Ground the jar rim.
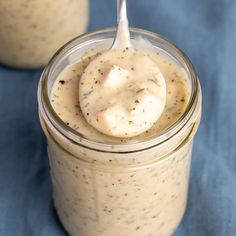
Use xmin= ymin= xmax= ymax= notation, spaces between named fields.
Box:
xmin=38 ymin=27 xmax=199 ymax=153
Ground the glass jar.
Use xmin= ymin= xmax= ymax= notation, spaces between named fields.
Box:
xmin=38 ymin=28 xmax=202 ymax=236
xmin=0 ymin=0 xmax=89 ymax=69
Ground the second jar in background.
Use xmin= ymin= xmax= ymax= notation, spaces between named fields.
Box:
xmin=0 ymin=0 xmax=89 ymax=69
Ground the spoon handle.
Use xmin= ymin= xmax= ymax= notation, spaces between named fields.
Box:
xmin=117 ymin=0 xmax=128 ymax=22
xmin=112 ymin=0 xmax=131 ymax=49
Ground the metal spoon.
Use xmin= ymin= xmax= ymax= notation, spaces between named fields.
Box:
xmin=112 ymin=0 xmax=132 ymax=50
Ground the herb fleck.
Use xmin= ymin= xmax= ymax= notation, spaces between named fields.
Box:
xmin=136 ymin=88 xmax=145 ymax=94
xmin=83 ymin=90 xmax=93 ymax=98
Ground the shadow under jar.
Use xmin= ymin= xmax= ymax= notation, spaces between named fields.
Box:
xmin=0 ymin=0 xmax=89 ymax=69
xmin=38 ymin=28 xmax=202 ymax=236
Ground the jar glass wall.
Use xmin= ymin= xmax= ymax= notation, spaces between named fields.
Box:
xmin=38 ymin=28 xmax=202 ymax=236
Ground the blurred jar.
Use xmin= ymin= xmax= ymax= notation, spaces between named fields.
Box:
xmin=0 ymin=0 xmax=89 ymax=69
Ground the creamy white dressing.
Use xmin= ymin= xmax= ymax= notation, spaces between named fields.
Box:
xmin=51 ymin=48 xmax=189 ymax=144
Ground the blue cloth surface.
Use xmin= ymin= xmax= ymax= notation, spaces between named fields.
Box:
xmin=0 ymin=0 xmax=236 ymax=235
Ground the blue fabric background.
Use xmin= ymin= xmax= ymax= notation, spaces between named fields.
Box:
xmin=0 ymin=0 xmax=236 ymax=235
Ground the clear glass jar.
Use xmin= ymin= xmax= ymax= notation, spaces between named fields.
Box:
xmin=0 ymin=0 xmax=89 ymax=69
xmin=38 ymin=28 xmax=202 ymax=236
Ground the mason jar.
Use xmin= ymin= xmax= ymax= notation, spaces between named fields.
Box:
xmin=0 ymin=0 xmax=89 ymax=69
xmin=38 ymin=28 xmax=202 ymax=236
